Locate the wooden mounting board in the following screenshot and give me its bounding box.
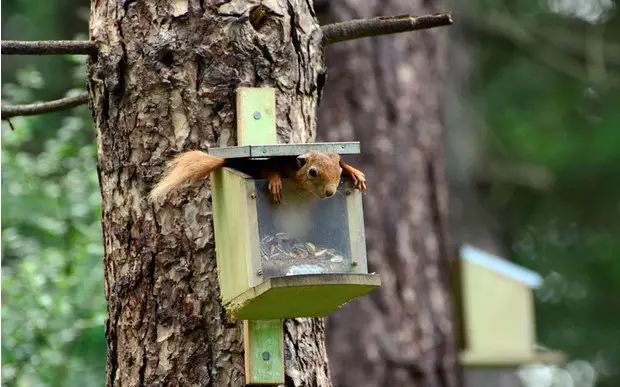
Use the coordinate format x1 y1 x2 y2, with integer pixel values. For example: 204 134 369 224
244 320 285 385
234 87 284 386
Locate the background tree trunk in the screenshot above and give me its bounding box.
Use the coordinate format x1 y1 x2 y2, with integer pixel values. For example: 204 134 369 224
314 1 460 386
443 0 508 258
87 1 331 386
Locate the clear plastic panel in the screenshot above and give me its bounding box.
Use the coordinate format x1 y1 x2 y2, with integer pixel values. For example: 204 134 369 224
255 179 354 279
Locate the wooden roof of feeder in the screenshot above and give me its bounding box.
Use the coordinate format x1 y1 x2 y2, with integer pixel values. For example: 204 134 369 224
460 244 543 288
208 142 361 159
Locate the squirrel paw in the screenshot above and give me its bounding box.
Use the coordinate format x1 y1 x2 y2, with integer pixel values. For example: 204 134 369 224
349 169 367 191
340 161 367 192
268 177 282 203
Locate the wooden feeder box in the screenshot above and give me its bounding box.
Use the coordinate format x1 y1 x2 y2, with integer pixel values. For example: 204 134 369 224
213 87 381 384
210 142 381 321
451 244 565 386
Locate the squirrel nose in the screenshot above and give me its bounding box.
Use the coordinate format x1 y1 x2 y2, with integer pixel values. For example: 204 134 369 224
325 189 335 197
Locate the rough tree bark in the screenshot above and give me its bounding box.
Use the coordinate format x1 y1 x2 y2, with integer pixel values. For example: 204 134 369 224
87 1 331 386
314 1 460 386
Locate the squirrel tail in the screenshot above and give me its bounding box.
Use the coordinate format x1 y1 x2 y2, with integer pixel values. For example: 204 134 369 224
150 150 226 202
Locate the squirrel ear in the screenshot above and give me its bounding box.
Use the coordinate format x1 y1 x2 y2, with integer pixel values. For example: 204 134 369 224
296 153 308 168
329 152 341 161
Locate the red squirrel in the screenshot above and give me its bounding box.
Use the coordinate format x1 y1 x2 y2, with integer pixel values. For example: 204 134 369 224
149 150 367 203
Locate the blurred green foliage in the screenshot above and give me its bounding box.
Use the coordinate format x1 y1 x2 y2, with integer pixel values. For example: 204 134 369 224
466 2 620 387
1 60 107 386
1 3 104 384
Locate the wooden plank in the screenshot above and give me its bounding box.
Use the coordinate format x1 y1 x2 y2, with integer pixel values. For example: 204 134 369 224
245 178 263 288
345 186 367 273
236 87 283 385
464 262 534 357
225 274 382 320
244 320 285 385
460 349 566 367
236 87 277 145
212 167 253 302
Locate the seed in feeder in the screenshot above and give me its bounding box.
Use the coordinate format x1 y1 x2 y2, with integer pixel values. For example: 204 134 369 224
305 242 316 254
275 232 289 240
287 264 326 276
330 255 343 263
315 249 327 257
292 243 305 253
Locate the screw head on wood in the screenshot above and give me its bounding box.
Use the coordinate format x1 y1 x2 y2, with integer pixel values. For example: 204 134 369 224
250 192 257 199
262 351 270 361
257 269 263 276
253 111 261 120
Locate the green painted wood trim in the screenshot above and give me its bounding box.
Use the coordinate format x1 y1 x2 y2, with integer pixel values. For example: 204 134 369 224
236 87 277 145
346 187 367 273
244 320 285 385
212 167 254 302
245 178 263 288
225 274 382 320
460 350 566 367
235 87 282 386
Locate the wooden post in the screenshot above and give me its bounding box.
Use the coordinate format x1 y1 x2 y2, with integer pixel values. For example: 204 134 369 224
236 87 285 385
244 320 285 385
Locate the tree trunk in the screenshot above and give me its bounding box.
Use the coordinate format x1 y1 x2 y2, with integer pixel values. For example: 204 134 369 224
314 1 460 386
443 0 507 258
87 1 331 386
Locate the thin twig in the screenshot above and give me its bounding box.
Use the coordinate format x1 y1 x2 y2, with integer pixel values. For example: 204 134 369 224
1 40 97 55
321 12 453 46
1 92 89 120
1 13 454 55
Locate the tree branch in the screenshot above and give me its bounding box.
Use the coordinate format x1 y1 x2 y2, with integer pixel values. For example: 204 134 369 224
321 12 453 45
0 13 454 120
1 13 455 56
1 40 97 55
1 92 89 119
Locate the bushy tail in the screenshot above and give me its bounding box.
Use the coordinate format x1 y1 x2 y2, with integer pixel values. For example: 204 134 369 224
150 150 225 202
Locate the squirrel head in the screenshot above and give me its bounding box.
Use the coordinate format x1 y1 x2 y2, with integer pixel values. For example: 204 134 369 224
294 151 342 199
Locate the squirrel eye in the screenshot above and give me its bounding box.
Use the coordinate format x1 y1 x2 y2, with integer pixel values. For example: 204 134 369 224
308 167 318 178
